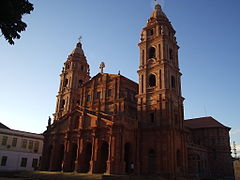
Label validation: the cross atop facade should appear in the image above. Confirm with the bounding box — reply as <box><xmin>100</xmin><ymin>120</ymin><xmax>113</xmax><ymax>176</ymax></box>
<box><xmin>78</xmin><ymin>36</ymin><xmax>82</xmax><ymax>43</ymax></box>
<box><xmin>154</xmin><ymin>0</ymin><xmax>161</xmax><ymax>6</ymax></box>
<box><xmin>99</xmin><ymin>62</ymin><xmax>105</xmax><ymax>73</ymax></box>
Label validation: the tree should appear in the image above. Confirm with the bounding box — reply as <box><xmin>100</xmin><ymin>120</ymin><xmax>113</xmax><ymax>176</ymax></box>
<box><xmin>0</xmin><ymin>0</ymin><xmax>34</xmax><ymax>45</ymax></box>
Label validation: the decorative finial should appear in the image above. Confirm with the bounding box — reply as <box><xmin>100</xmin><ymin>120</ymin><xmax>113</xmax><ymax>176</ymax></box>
<box><xmin>99</xmin><ymin>62</ymin><xmax>105</xmax><ymax>73</ymax></box>
<box><xmin>78</xmin><ymin>36</ymin><xmax>82</xmax><ymax>43</ymax></box>
<box><xmin>154</xmin><ymin>0</ymin><xmax>163</xmax><ymax>8</ymax></box>
<box><xmin>118</xmin><ymin>70</ymin><xmax>120</xmax><ymax>75</ymax></box>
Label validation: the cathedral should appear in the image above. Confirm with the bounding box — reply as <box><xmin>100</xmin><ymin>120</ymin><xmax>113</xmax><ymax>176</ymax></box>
<box><xmin>41</xmin><ymin>4</ymin><xmax>234</xmax><ymax>179</ymax></box>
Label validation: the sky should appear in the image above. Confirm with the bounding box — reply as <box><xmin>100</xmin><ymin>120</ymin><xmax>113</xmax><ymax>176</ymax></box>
<box><xmin>0</xmin><ymin>0</ymin><xmax>239</xmax><ymax>155</ymax></box>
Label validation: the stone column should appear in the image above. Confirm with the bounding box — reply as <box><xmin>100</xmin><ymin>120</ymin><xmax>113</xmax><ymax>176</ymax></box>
<box><xmin>135</xmin><ymin>129</ymin><xmax>141</xmax><ymax>175</ymax></box>
<box><xmin>74</xmin><ymin>135</ymin><xmax>81</xmax><ymax>172</ymax></box>
<box><xmin>77</xmin><ymin>138</ymin><xmax>84</xmax><ymax>172</ymax></box>
<box><xmin>63</xmin><ymin>140</ymin><xmax>72</xmax><ymax>172</ymax></box>
<box><xmin>106</xmin><ymin>134</ymin><xmax>112</xmax><ymax>174</ymax></box>
<box><xmin>89</xmin><ymin>131</ymin><xmax>98</xmax><ymax>173</ymax></box>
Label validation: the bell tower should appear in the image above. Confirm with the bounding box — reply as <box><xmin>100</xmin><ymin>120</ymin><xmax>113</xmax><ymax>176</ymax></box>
<box><xmin>137</xmin><ymin>4</ymin><xmax>187</xmax><ymax>177</ymax></box>
<box><xmin>137</xmin><ymin>4</ymin><xmax>184</xmax><ymax>128</ymax></box>
<box><xmin>54</xmin><ymin>42</ymin><xmax>90</xmax><ymax>120</ymax></box>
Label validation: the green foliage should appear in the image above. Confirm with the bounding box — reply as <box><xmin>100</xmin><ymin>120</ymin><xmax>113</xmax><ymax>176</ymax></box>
<box><xmin>0</xmin><ymin>0</ymin><xmax>34</xmax><ymax>45</ymax></box>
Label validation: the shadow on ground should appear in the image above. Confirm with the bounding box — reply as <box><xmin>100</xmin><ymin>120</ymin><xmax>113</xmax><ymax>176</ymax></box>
<box><xmin>0</xmin><ymin>171</ymin><xmax>167</xmax><ymax>180</ymax></box>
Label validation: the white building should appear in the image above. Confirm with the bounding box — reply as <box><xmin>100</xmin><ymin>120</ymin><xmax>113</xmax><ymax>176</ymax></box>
<box><xmin>0</xmin><ymin>123</ymin><xmax>43</xmax><ymax>171</ymax></box>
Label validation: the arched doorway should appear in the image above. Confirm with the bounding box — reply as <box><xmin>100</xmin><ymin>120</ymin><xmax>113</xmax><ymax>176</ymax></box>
<box><xmin>196</xmin><ymin>154</ymin><xmax>202</xmax><ymax>176</ymax></box>
<box><xmin>99</xmin><ymin>141</ymin><xmax>109</xmax><ymax>173</ymax></box>
<box><xmin>124</xmin><ymin>143</ymin><xmax>132</xmax><ymax>173</ymax></box>
<box><xmin>148</xmin><ymin>149</ymin><xmax>156</xmax><ymax>174</ymax></box>
<box><xmin>82</xmin><ymin>142</ymin><xmax>92</xmax><ymax>173</ymax></box>
<box><xmin>46</xmin><ymin>145</ymin><xmax>53</xmax><ymax>170</ymax></box>
<box><xmin>70</xmin><ymin>143</ymin><xmax>78</xmax><ymax>171</ymax></box>
<box><xmin>56</xmin><ymin>144</ymin><xmax>64</xmax><ymax>171</ymax></box>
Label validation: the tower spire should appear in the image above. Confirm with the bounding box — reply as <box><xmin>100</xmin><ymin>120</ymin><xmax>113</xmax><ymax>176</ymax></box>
<box><xmin>53</xmin><ymin>42</ymin><xmax>90</xmax><ymax>120</ymax></box>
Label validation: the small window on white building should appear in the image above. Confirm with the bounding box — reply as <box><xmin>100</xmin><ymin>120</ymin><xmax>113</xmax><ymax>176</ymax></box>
<box><xmin>21</xmin><ymin>139</ymin><xmax>27</xmax><ymax>149</ymax></box>
<box><xmin>32</xmin><ymin>158</ymin><xmax>38</xmax><ymax>168</ymax></box>
<box><xmin>34</xmin><ymin>141</ymin><xmax>39</xmax><ymax>153</ymax></box>
<box><xmin>1</xmin><ymin>136</ymin><xmax>8</xmax><ymax>145</ymax></box>
<box><xmin>1</xmin><ymin>156</ymin><xmax>7</xmax><ymax>166</ymax></box>
<box><xmin>20</xmin><ymin>157</ymin><xmax>28</xmax><ymax>167</ymax></box>
<box><xmin>28</xmin><ymin>140</ymin><xmax>33</xmax><ymax>149</ymax></box>
<box><xmin>12</xmin><ymin>138</ymin><xmax>17</xmax><ymax>147</ymax></box>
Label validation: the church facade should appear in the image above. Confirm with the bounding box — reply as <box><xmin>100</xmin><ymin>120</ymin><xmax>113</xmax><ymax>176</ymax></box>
<box><xmin>41</xmin><ymin>5</ymin><xmax>234</xmax><ymax>179</ymax></box>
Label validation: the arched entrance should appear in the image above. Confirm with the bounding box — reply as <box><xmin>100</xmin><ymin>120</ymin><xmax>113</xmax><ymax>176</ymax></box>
<box><xmin>148</xmin><ymin>149</ymin><xmax>156</xmax><ymax>174</ymax></box>
<box><xmin>99</xmin><ymin>141</ymin><xmax>109</xmax><ymax>173</ymax></box>
<box><xmin>56</xmin><ymin>144</ymin><xmax>64</xmax><ymax>171</ymax></box>
<box><xmin>124</xmin><ymin>143</ymin><xmax>132</xmax><ymax>173</ymax></box>
<box><xmin>70</xmin><ymin>143</ymin><xmax>78</xmax><ymax>171</ymax></box>
<box><xmin>46</xmin><ymin>145</ymin><xmax>53</xmax><ymax>170</ymax></box>
<box><xmin>82</xmin><ymin>142</ymin><xmax>92</xmax><ymax>173</ymax></box>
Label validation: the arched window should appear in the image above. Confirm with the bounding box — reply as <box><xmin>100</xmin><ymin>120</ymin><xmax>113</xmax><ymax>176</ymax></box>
<box><xmin>171</xmin><ymin>76</ymin><xmax>176</xmax><ymax>89</ymax></box>
<box><xmin>148</xmin><ymin>29</ymin><xmax>154</xmax><ymax>36</ymax></box>
<box><xmin>66</xmin><ymin>64</ymin><xmax>70</xmax><ymax>69</ymax></box>
<box><xmin>149</xmin><ymin>47</ymin><xmax>156</xmax><ymax>59</ymax></box>
<box><xmin>169</xmin><ymin>48</ymin><xmax>173</xmax><ymax>60</ymax></box>
<box><xmin>63</xmin><ymin>78</ymin><xmax>68</xmax><ymax>87</ymax></box>
<box><xmin>149</xmin><ymin>74</ymin><xmax>156</xmax><ymax>87</ymax></box>
<box><xmin>142</xmin><ymin>50</ymin><xmax>145</xmax><ymax>65</ymax></box>
<box><xmin>81</xmin><ymin>66</ymin><xmax>84</xmax><ymax>71</ymax></box>
<box><xmin>60</xmin><ymin>99</ymin><xmax>65</xmax><ymax>109</ymax></box>
<box><xmin>78</xmin><ymin>80</ymin><xmax>83</xmax><ymax>87</ymax></box>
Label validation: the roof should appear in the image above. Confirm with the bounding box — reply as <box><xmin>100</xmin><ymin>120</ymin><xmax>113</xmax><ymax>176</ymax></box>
<box><xmin>150</xmin><ymin>4</ymin><xmax>167</xmax><ymax>19</ymax></box>
<box><xmin>0</xmin><ymin>128</ymin><xmax>43</xmax><ymax>140</ymax></box>
<box><xmin>86</xmin><ymin>72</ymin><xmax>138</xmax><ymax>86</ymax></box>
<box><xmin>184</xmin><ymin>116</ymin><xmax>230</xmax><ymax>130</ymax></box>
<box><xmin>0</xmin><ymin>122</ymin><xmax>10</xmax><ymax>129</ymax></box>
<box><xmin>0</xmin><ymin>122</ymin><xmax>43</xmax><ymax>140</ymax></box>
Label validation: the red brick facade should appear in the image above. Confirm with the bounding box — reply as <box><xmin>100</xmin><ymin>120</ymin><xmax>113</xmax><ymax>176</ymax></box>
<box><xmin>41</xmin><ymin>4</ymin><xmax>234</xmax><ymax>179</ymax></box>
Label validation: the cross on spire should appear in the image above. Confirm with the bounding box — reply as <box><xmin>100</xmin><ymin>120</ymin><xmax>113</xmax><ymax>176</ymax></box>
<box><xmin>99</xmin><ymin>62</ymin><xmax>105</xmax><ymax>73</ymax></box>
<box><xmin>78</xmin><ymin>36</ymin><xmax>82</xmax><ymax>43</ymax></box>
<box><xmin>154</xmin><ymin>0</ymin><xmax>161</xmax><ymax>6</ymax></box>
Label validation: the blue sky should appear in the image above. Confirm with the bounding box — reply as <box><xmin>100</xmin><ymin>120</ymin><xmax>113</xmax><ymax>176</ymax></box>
<box><xmin>0</xmin><ymin>0</ymin><xmax>239</xmax><ymax>154</ymax></box>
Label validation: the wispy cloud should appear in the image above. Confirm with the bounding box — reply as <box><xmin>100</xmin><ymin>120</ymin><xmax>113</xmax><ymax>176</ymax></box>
<box><xmin>230</xmin><ymin>129</ymin><xmax>240</xmax><ymax>135</ymax></box>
